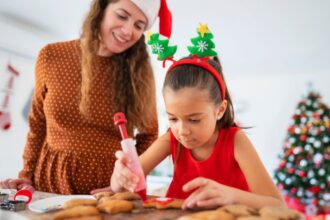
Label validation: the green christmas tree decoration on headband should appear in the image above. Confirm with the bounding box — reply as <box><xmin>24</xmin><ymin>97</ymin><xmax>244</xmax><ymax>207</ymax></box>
<box><xmin>187</xmin><ymin>23</ymin><xmax>217</xmax><ymax>57</ymax></box>
<box><xmin>147</xmin><ymin>32</ymin><xmax>177</xmax><ymax>61</ymax></box>
<box><xmin>147</xmin><ymin>23</ymin><xmax>226</xmax><ymax>99</ymax></box>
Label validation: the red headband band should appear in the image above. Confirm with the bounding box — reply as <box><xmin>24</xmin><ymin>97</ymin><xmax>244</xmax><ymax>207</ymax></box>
<box><xmin>166</xmin><ymin>56</ymin><xmax>226</xmax><ymax>100</ymax></box>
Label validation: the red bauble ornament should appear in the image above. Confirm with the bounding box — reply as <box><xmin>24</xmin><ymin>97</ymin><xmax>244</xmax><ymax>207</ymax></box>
<box><xmin>308</xmin><ymin>186</ymin><xmax>321</xmax><ymax>193</ymax></box>
<box><xmin>290</xmin><ymin>188</ymin><xmax>297</xmax><ymax>193</ymax></box>
<box><xmin>279</xmin><ymin>160</ymin><xmax>286</xmax><ymax>168</ymax></box>
<box><xmin>288</xmin><ymin>168</ymin><xmax>295</xmax><ymax>174</ymax></box>
<box><xmin>300</xmin><ymin>135</ymin><xmax>307</xmax><ymax>141</ymax></box>
<box><xmin>298</xmin><ymin>171</ymin><xmax>306</xmax><ymax>177</ymax></box>
<box><xmin>278</xmin><ymin>183</ymin><xmax>284</xmax><ymax>190</ymax></box>
<box><xmin>313</xmin><ymin>113</ymin><xmax>320</xmax><ymax>119</ymax></box>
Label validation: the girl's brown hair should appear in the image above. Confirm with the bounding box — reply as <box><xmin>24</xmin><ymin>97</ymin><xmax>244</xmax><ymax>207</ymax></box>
<box><xmin>163</xmin><ymin>56</ymin><xmax>236</xmax><ymax>129</ymax></box>
<box><xmin>80</xmin><ymin>0</ymin><xmax>157</xmax><ymax>133</ymax></box>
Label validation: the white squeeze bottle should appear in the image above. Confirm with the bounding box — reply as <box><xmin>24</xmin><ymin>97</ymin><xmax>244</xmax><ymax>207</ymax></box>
<box><xmin>113</xmin><ymin>112</ymin><xmax>147</xmax><ymax>200</ymax></box>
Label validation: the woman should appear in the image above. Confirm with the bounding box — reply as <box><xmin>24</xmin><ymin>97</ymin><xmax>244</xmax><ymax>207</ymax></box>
<box><xmin>0</xmin><ymin>0</ymin><xmax>172</xmax><ymax>194</ymax></box>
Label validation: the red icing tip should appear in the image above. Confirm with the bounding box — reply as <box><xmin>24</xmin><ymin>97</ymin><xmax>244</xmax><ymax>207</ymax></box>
<box><xmin>136</xmin><ymin>189</ymin><xmax>147</xmax><ymax>201</ymax></box>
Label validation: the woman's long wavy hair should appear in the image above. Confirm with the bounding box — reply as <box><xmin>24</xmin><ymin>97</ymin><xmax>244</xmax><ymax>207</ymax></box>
<box><xmin>79</xmin><ymin>0</ymin><xmax>157</xmax><ymax>134</ymax></box>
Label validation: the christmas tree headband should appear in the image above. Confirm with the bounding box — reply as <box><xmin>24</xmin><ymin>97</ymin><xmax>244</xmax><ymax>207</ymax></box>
<box><xmin>147</xmin><ymin>23</ymin><xmax>226</xmax><ymax>99</ymax></box>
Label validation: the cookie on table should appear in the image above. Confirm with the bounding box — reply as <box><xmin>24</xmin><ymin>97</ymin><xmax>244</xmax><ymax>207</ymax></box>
<box><xmin>62</xmin><ymin>198</ymin><xmax>97</xmax><ymax>209</ymax></box>
<box><xmin>143</xmin><ymin>197</ymin><xmax>184</xmax><ymax>209</ymax></box>
<box><xmin>53</xmin><ymin>205</ymin><xmax>100</xmax><ymax>220</ymax></box>
<box><xmin>97</xmin><ymin>199</ymin><xmax>134</xmax><ymax>214</ymax></box>
<box><xmin>178</xmin><ymin>209</ymin><xmax>235</xmax><ymax>220</ymax></box>
<box><xmin>60</xmin><ymin>216</ymin><xmax>103</xmax><ymax>220</ymax></box>
<box><xmin>259</xmin><ymin>206</ymin><xmax>304</xmax><ymax>220</ymax></box>
<box><xmin>219</xmin><ymin>204</ymin><xmax>258</xmax><ymax>217</ymax></box>
<box><xmin>110</xmin><ymin>192</ymin><xmax>141</xmax><ymax>200</ymax></box>
<box><xmin>237</xmin><ymin>216</ymin><xmax>263</xmax><ymax>220</ymax></box>
<box><xmin>99</xmin><ymin>192</ymin><xmax>140</xmax><ymax>203</ymax></box>
<box><xmin>93</xmin><ymin>191</ymin><xmax>114</xmax><ymax>200</ymax></box>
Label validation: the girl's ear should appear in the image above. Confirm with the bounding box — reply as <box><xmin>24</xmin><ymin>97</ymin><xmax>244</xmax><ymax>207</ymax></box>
<box><xmin>217</xmin><ymin>100</ymin><xmax>228</xmax><ymax>120</ymax></box>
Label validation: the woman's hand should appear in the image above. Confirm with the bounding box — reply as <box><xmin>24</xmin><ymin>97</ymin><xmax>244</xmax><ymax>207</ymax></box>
<box><xmin>90</xmin><ymin>186</ymin><xmax>113</xmax><ymax>195</ymax></box>
<box><xmin>182</xmin><ymin>177</ymin><xmax>236</xmax><ymax>210</ymax></box>
<box><xmin>110</xmin><ymin>151</ymin><xmax>139</xmax><ymax>192</ymax></box>
<box><xmin>0</xmin><ymin>178</ymin><xmax>35</xmax><ymax>193</ymax></box>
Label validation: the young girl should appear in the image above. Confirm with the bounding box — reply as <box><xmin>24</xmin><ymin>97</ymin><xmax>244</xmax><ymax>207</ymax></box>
<box><xmin>111</xmin><ymin>25</ymin><xmax>284</xmax><ymax>210</ymax></box>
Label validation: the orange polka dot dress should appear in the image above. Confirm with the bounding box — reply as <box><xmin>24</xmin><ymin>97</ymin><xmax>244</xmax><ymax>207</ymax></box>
<box><xmin>18</xmin><ymin>40</ymin><xmax>158</xmax><ymax>194</ymax></box>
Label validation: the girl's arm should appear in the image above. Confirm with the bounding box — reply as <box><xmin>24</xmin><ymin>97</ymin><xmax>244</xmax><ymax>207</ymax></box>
<box><xmin>182</xmin><ymin>130</ymin><xmax>284</xmax><ymax>210</ymax></box>
<box><xmin>111</xmin><ymin>132</ymin><xmax>171</xmax><ymax>192</ymax></box>
<box><xmin>140</xmin><ymin>132</ymin><xmax>172</xmax><ymax>175</ymax></box>
<box><xmin>231</xmin><ymin>129</ymin><xmax>284</xmax><ymax>208</ymax></box>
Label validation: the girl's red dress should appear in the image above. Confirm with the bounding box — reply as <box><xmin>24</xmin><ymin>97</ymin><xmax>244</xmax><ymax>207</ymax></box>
<box><xmin>166</xmin><ymin>127</ymin><xmax>250</xmax><ymax>199</ymax></box>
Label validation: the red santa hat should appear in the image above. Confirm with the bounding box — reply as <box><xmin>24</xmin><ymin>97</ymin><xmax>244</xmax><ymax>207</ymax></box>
<box><xmin>131</xmin><ymin>0</ymin><xmax>172</xmax><ymax>38</ymax></box>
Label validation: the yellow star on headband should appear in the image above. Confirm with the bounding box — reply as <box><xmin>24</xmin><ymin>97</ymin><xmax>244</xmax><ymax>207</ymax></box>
<box><xmin>197</xmin><ymin>23</ymin><xmax>209</xmax><ymax>37</ymax></box>
<box><xmin>146</xmin><ymin>31</ymin><xmax>153</xmax><ymax>42</ymax></box>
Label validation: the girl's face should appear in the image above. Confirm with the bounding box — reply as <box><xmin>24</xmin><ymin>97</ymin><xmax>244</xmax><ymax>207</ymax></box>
<box><xmin>164</xmin><ymin>87</ymin><xmax>227</xmax><ymax>154</ymax></box>
<box><xmin>98</xmin><ymin>0</ymin><xmax>147</xmax><ymax>56</ymax></box>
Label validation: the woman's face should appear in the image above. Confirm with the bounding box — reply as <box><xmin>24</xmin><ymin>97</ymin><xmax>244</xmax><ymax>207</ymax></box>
<box><xmin>98</xmin><ymin>0</ymin><xmax>147</xmax><ymax>56</ymax></box>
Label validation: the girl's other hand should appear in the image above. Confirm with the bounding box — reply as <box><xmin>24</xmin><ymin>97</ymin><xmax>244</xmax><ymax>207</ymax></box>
<box><xmin>182</xmin><ymin>177</ymin><xmax>235</xmax><ymax>210</ymax></box>
<box><xmin>110</xmin><ymin>150</ymin><xmax>139</xmax><ymax>192</ymax></box>
<box><xmin>0</xmin><ymin>178</ymin><xmax>35</xmax><ymax>193</ymax></box>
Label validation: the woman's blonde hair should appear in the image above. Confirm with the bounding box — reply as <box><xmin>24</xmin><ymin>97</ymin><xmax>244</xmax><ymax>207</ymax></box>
<box><xmin>80</xmin><ymin>0</ymin><xmax>157</xmax><ymax>134</ymax></box>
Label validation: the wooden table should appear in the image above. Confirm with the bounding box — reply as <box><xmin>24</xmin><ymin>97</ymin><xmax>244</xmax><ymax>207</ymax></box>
<box><xmin>16</xmin><ymin>191</ymin><xmax>193</xmax><ymax>220</ymax></box>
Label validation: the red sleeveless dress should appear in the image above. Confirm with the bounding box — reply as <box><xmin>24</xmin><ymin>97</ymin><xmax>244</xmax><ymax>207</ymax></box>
<box><xmin>166</xmin><ymin>127</ymin><xmax>250</xmax><ymax>199</ymax></box>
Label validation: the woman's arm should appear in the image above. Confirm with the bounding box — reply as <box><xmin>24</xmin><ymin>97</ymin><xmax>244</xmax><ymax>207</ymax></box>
<box><xmin>18</xmin><ymin>45</ymin><xmax>48</xmax><ymax>181</ymax></box>
<box><xmin>233</xmin><ymin>129</ymin><xmax>284</xmax><ymax>208</ymax></box>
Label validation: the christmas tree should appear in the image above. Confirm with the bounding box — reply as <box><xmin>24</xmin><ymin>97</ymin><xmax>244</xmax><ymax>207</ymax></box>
<box><xmin>187</xmin><ymin>23</ymin><xmax>217</xmax><ymax>57</ymax></box>
<box><xmin>147</xmin><ymin>32</ymin><xmax>177</xmax><ymax>61</ymax></box>
<box><xmin>274</xmin><ymin>91</ymin><xmax>330</xmax><ymax>215</ymax></box>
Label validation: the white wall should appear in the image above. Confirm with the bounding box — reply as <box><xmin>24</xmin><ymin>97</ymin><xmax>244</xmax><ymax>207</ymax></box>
<box><xmin>0</xmin><ymin>51</ymin><xmax>34</xmax><ymax>179</ymax></box>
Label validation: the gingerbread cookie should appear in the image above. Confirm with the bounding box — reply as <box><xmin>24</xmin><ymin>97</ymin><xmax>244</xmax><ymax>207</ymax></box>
<box><xmin>61</xmin><ymin>216</ymin><xmax>103</xmax><ymax>220</ymax></box>
<box><xmin>62</xmin><ymin>198</ymin><xmax>97</xmax><ymax>209</ymax></box>
<box><xmin>143</xmin><ymin>197</ymin><xmax>183</xmax><ymax>209</ymax></box>
<box><xmin>93</xmin><ymin>191</ymin><xmax>114</xmax><ymax>200</ymax></box>
<box><xmin>110</xmin><ymin>192</ymin><xmax>141</xmax><ymax>200</ymax></box>
<box><xmin>53</xmin><ymin>205</ymin><xmax>100</xmax><ymax>220</ymax></box>
<box><xmin>219</xmin><ymin>204</ymin><xmax>258</xmax><ymax>217</ymax></box>
<box><xmin>259</xmin><ymin>206</ymin><xmax>303</xmax><ymax>220</ymax></box>
<box><xmin>178</xmin><ymin>209</ymin><xmax>235</xmax><ymax>220</ymax></box>
<box><xmin>99</xmin><ymin>192</ymin><xmax>140</xmax><ymax>204</ymax></box>
<box><xmin>97</xmin><ymin>199</ymin><xmax>134</xmax><ymax>214</ymax></box>
<box><xmin>237</xmin><ymin>216</ymin><xmax>263</xmax><ymax>220</ymax></box>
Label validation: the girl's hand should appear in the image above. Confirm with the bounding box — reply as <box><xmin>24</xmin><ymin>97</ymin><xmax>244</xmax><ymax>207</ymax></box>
<box><xmin>182</xmin><ymin>177</ymin><xmax>235</xmax><ymax>210</ymax></box>
<box><xmin>0</xmin><ymin>178</ymin><xmax>35</xmax><ymax>193</ymax></box>
<box><xmin>110</xmin><ymin>151</ymin><xmax>139</xmax><ymax>192</ymax></box>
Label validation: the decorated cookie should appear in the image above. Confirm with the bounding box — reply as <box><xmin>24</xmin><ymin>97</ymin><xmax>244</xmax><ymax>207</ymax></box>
<box><xmin>97</xmin><ymin>199</ymin><xmax>134</xmax><ymax>214</ymax></box>
<box><xmin>62</xmin><ymin>198</ymin><xmax>97</xmax><ymax>209</ymax></box>
<box><xmin>259</xmin><ymin>206</ymin><xmax>304</xmax><ymax>220</ymax></box>
<box><xmin>143</xmin><ymin>197</ymin><xmax>183</xmax><ymax>209</ymax></box>
<box><xmin>53</xmin><ymin>205</ymin><xmax>100</xmax><ymax>220</ymax></box>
